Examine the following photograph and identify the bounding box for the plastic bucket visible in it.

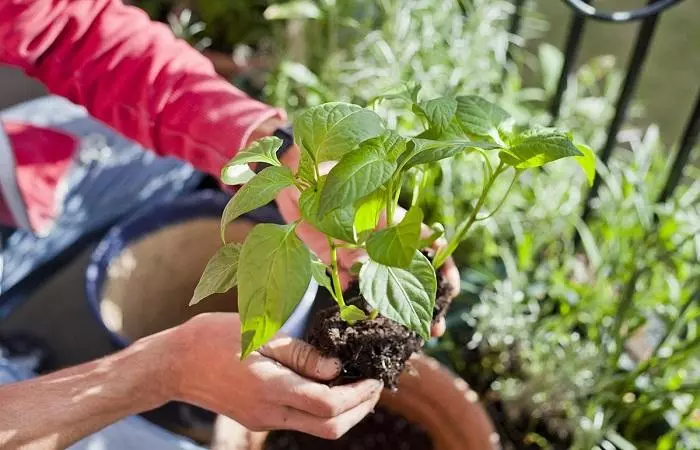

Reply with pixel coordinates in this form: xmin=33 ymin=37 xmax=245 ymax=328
xmin=85 ymin=190 xmax=317 ymax=442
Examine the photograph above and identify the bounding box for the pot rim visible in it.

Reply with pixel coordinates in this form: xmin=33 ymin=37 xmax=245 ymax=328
xmin=84 ymin=191 xmax=316 ymax=347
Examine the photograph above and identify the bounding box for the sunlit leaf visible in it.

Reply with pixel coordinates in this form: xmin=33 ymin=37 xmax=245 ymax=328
xmin=190 ymin=243 xmax=242 ymax=306
xmin=238 ymin=224 xmax=311 ymax=358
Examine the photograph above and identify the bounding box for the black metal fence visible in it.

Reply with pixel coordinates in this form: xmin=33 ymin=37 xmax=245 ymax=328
xmin=507 ymin=0 xmax=699 ymax=224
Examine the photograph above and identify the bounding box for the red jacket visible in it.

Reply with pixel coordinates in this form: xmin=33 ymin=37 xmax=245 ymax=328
xmin=0 ymin=0 xmax=284 ymax=231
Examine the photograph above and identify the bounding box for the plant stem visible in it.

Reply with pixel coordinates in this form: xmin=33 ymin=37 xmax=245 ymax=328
xmin=386 ymin=181 xmax=395 ymax=226
xmin=476 ymin=169 xmax=520 ymax=221
xmin=411 ymin=170 xmax=422 ymax=207
xmin=328 ymin=238 xmax=346 ymax=308
xmin=434 ymin=161 xmax=506 ymax=268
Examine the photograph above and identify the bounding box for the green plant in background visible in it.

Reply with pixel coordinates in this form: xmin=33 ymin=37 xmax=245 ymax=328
xmin=432 ymin=126 xmax=700 ymax=449
xmin=189 ymin=93 xmax=590 ymax=357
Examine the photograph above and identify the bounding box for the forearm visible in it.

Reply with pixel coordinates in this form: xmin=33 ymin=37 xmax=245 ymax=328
xmin=0 ymin=331 xmax=176 ymax=449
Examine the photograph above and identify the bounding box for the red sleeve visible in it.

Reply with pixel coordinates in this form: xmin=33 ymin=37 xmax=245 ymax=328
xmin=0 ymin=0 xmax=285 ymax=178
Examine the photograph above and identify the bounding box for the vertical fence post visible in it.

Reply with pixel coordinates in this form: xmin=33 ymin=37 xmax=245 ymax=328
xmin=549 ymin=1 xmax=592 ymax=123
xmin=579 ymin=1 xmax=662 ymax=224
xmin=657 ymin=90 xmax=700 ymax=203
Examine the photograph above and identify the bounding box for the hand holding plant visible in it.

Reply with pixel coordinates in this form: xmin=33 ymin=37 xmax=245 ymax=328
xmin=192 ymin=90 xmax=594 ymax=386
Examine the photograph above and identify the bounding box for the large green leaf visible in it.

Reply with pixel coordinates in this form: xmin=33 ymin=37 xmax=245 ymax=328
xmin=293 ymin=103 xmax=384 ymax=162
xmin=190 ymin=243 xmax=242 ymax=306
xmin=319 ymin=137 xmax=396 ymax=216
xmin=220 ymin=137 xmax=282 ymax=185
xmin=366 ymin=207 xmax=423 ymax=267
xmin=575 ymin=143 xmax=596 ymax=186
xmin=299 ymin=178 xmax=355 ymax=242
xmin=401 ymin=138 xmax=500 ymax=169
xmin=455 ymin=95 xmax=510 ymax=140
xmin=354 ymin=190 xmax=386 ymax=242
xmin=238 ymin=224 xmax=312 ymax=358
xmin=503 ymin=132 xmax=582 ymax=169
xmin=220 ymin=166 xmax=295 ymax=242
xmin=359 ymin=251 xmax=436 ymax=339
xmin=416 ymin=97 xmax=457 ymax=134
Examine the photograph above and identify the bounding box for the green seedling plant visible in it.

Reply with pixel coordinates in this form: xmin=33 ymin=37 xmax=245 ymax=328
xmin=190 ymin=91 xmax=595 ymax=359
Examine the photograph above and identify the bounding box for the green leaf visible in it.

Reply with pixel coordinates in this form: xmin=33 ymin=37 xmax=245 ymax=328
xmin=417 ymin=97 xmax=457 ymax=134
xmin=354 ymin=190 xmax=386 ymax=242
xmin=503 ymin=132 xmax=582 ymax=169
xmin=221 ymin=136 xmax=283 ymax=185
xmin=340 ymin=305 xmax=367 ymax=325
xmin=190 ymin=243 xmax=242 ymax=306
xmin=575 ymin=143 xmax=596 ymax=186
xmin=455 ymin=95 xmax=510 ymax=140
xmin=380 ymin=130 xmax=409 ymax=162
xmin=238 ymin=224 xmax=312 ymax=358
xmin=263 ymin=1 xmax=322 ymax=20
xmin=296 ymin=147 xmax=317 ymax=185
xmin=359 ymin=251 xmax=436 ymax=339
xmin=311 ymin=257 xmax=334 ymax=299
xmin=366 ymin=207 xmax=423 ymax=267
xmin=401 ymin=138 xmax=500 ymax=169
xmin=221 ymin=166 xmax=295 ymax=242
xmin=293 ymin=103 xmax=384 ymax=163
xmin=299 ymin=178 xmax=355 ymax=242
xmin=319 ymin=136 xmax=396 ymax=216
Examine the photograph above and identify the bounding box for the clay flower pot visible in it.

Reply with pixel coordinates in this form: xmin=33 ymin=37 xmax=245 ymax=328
xmin=212 ymin=354 xmax=501 ymax=450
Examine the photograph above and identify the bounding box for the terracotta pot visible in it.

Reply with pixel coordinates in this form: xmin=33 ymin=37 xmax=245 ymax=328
xmin=212 ymin=354 xmax=501 ymax=450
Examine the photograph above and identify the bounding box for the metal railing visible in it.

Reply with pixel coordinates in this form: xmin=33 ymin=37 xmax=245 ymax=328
xmin=507 ymin=0 xmax=699 ymax=224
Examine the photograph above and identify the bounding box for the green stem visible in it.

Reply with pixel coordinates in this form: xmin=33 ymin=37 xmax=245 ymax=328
xmin=476 ymin=169 xmax=519 ymax=221
xmin=434 ymin=161 xmax=506 ymax=268
xmin=411 ymin=170 xmax=422 ymax=207
xmin=386 ymin=180 xmax=396 ymax=227
xmin=328 ymin=239 xmax=346 ymax=308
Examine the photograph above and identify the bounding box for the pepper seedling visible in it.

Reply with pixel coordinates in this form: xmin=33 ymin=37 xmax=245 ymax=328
xmin=191 ymin=93 xmax=595 ymax=358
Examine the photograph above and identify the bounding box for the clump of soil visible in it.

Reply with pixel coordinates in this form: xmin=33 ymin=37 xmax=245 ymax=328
xmin=264 ymin=406 xmax=433 ymax=450
xmin=307 ymin=297 xmax=422 ymax=388
xmin=307 ymin=255 xmax=455 ymax=388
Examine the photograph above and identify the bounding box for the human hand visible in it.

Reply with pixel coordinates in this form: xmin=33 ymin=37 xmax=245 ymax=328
xmin=275 ymin=146 xmax=460 ymax=337
xmin=168 ymin=313 xmax=383 ymax=439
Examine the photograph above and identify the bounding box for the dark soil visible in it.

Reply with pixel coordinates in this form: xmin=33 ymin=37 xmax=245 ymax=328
xmin=306 ymin=250 xmax=456 ymax=388
xmin=264 ymin=406 xmax=433 ymax=450
xmin=306 ymin=285 xmax=423 ymax=388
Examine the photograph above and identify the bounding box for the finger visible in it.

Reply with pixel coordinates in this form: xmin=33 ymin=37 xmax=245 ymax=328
xmin=283 ymin=378 xmax=382 ymax=418
xmin=260 ymin=336 xmax=341 ymax=381
xmin=277 ymin=387 xmax=382 ymax=439
xmin=431 ymin=317 xmax=447 ymax=338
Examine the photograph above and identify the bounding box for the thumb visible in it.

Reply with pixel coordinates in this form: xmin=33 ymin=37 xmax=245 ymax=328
xmin=260 ymin=335 xmax=341 ymax=381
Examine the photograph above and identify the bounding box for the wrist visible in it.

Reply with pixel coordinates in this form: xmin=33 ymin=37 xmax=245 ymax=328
xmin=124 ymin=328 xmax=182 ymax=410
